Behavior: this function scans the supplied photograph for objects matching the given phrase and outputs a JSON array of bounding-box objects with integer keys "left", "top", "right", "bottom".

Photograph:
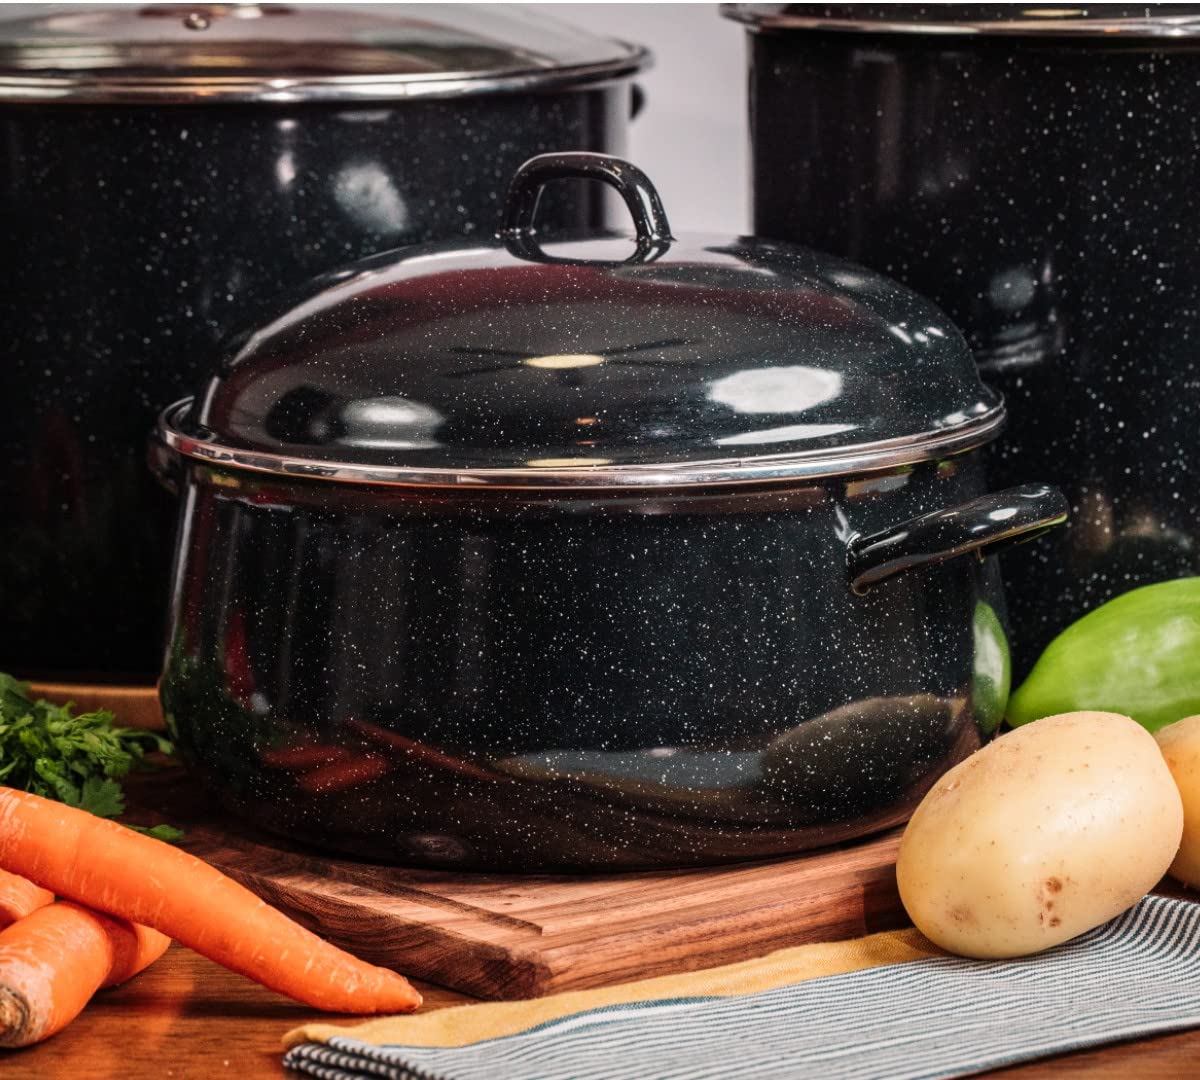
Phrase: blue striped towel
[{"left": 284, "top": 894, "right": 1200, "bottom": 1080}]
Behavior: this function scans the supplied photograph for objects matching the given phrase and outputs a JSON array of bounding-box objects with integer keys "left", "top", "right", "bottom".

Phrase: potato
[
  {"left": 897, "top": 711, "right": 1182, "bottom": 958},
  {"left": 1154, "top": 714, "right": 1200, "bottom": 887}
]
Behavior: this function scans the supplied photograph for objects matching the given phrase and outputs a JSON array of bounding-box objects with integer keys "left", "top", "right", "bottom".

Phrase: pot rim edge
[{"left": 155, "top": 397, "right": 1008, "bottom": 492}]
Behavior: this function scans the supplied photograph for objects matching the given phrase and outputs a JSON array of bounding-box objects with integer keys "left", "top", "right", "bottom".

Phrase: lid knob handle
[{"left": 501, "top": 152, "right": 673, "bottom": 256}]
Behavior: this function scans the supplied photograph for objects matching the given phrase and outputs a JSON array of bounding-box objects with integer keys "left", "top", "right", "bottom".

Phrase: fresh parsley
[{"left": 0, "top": 673, "right": 184, "bottom": 842}]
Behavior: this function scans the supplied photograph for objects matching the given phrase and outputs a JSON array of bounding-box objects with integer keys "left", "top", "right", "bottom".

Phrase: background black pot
[
  {"left": 0, "top": 4, "right": 648, "bottom": 682},
  {"left": 726, "top": 4, "right": 1200, "bottom": 672},
  {"left": 154, "top": 153, "right": 1066, "bottom": 870}
]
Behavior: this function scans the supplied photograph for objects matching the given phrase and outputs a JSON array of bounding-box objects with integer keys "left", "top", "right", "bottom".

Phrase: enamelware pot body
[
  {"left": 155, "top": 150, "right": 1066, "bottom": 869},
  {"left": 159, "top": 451, "right": 1045, "bottom": 870},
  {"left": 731, "top": 6, "right": 1200, "bottom": 672},
  {"left": 0, "top": 7, "right": 644, "bottom": 681}
]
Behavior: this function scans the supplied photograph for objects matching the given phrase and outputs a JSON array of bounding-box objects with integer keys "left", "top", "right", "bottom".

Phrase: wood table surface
[{"left": 5, "top": 943, "right": 1199, "bottom": 1079}]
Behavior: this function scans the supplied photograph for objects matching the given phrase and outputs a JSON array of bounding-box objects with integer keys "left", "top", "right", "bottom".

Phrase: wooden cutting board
[
  {"left": 28, "top": 680, "right": 164, "bottom": 730},
  {"left": 122, "top": 769, "right": 905, "bottom": 1001},
  {"left": 36, "top": 682, "right": 909, "bottom": 1001}
]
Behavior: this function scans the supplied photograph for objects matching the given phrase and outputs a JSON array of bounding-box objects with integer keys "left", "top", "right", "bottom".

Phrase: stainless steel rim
[
  {"left": 157, "top": 398, "right": 1007, "bottom": 491},
  {"left": 0, "top": 50, "right": 650, "bottom": 105},
  {"left": 722, "top": 7, "right": 1200, "bottom": 39}
]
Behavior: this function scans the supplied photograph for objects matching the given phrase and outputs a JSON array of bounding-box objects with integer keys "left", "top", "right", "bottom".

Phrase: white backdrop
[{"left": 542, "top": 3, "right": 749, "bottom": 234}]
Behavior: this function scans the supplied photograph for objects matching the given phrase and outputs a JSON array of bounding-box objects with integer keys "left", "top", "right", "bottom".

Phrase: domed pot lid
[
  {"left": 0, "top": 4, "right": 648, "bottom": 103},
  {"left": 160, "top": 152, "right": 1004, "bottom": 490}
]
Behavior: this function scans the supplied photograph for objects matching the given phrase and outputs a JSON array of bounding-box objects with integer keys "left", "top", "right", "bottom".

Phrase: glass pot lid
[
  {"left": 161, "top": 152, "right": 1004, "bottom": 490},
  {"left": 0, "top": 3, "right": 648, "bottom": 103}
]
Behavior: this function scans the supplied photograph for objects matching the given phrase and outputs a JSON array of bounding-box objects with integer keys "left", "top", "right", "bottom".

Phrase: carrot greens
[{"left": 0, "top": 673, "right": 182, "bottom": 841}]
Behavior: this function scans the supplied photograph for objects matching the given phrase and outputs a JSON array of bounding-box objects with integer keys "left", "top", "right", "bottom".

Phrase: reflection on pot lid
[
  {"left": 163, "top": 153, "right": 1003, "bottom": 491},
  {"left": 722, "top": 4, "right": 1200, "bottom": 38},
  {"left": 0, "top": 4, "right": 649, "bottom": 104}
]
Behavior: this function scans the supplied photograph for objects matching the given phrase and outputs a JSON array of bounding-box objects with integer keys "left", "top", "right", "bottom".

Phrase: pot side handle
[
  {"left": 631, "top": 83, "right": 647, "bottom": 120},
  {"left": 146, "top": 431, "right": 180, "bottom": 496},
  {"left": 847, "top": 483, "right": 1069, "bottom": 595}
]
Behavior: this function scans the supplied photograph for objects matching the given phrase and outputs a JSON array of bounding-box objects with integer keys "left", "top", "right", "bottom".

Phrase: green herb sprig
[{"left": 0, "top": 673, "right": 183, "bottom": 841}]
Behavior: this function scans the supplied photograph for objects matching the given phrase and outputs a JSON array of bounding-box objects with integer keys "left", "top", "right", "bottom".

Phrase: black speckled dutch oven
[
  {"left": 0, "top": 3, "right": 647, "bottom": 682},
  {"left": 724, "top": 3, "right": 1200, "bottom": 673},
  {"left": 152, "top": 152, "right": 1067, "bottom": 870}
]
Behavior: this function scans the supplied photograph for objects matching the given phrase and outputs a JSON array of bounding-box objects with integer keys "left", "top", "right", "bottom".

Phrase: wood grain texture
[
  {"left": 24, "top": 683, "right": 908, "bottom": 999},
  {"left": 123, "top": 767, "right": 907, "bottom": 1000},
  {"left": 2, "top": 944, "right": 468, "bottom": 1080},
  {"left": 26, "top": 682, "right": 163, "bottom": 730},
  {"left": 6, "top": 944, "right": 1200, "bottom": 1079}
]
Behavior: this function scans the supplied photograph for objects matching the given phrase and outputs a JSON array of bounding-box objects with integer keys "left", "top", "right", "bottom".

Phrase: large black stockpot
[
  {"left": 0, "top": 4, "right": 646, "bottom": 681},
  {"left": 726, "top": 4, "right": 1200, "bottom": 672},
  {"left": 154, "top": 153, "right": 1066, "bottom": 870}
]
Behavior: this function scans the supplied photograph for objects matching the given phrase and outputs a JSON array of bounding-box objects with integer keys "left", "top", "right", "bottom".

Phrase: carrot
[
  {"left": 0, "top": 869, "right": 52, "bottom": 928},
  {"left": 294, "top": 752, "right": 394, "bottom": 795},
  {"left": 0, "top": 787, "right": 421, "bottom": 1014},
  {"left": 344, "top": 718, "right": 496, "bottom": 781},
  {"left": 0, "top": 901, "right": 169, "bottom": 1047},
  {"left": 259, "top": 742, "right": 354, "bottom": 770}
]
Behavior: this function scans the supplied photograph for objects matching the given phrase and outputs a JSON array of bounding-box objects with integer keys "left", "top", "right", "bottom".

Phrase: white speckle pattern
[
  {"left": 150, "top": 168, "right": 1064, "bottom": 870},
  {"left": 741, "top": 9, "right": 1200, "bottom": 671},
  {"left": 160, "top": 454, "right": 1005, "bottom": 870},
  {"left": 2, "top": 70, "right": 639, "bottom": 677}
]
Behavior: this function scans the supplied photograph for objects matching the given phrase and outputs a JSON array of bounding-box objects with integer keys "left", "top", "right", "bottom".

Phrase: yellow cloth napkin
[{"left": 283, "top": 925, "right": 942, "bottom": 1051}]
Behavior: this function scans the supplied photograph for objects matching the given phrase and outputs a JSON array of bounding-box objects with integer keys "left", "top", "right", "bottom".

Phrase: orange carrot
[
  {"left": 0, "top": 901, "right": 169, "bottom": 1047},
  {"left": 0, "top": 787, "right": 421, "bottom": 1014},
  {"left": 295, "top": 752, "right": 394, "bottom": 795},
  {"left": 0, "top": 868, "right": 53, "bottom": 929},
  {"left": 345, "top": 718, "right": 496, "bottom": 781},
  {"left": 260, "top": 742, "right": 354, "bottom": 770}
]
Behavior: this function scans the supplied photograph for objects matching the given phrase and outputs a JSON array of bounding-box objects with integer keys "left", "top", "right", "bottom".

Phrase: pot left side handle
[
  {"left": 147, "top": 432, "right": 180, "bottom": 495},
  {"left": 847, "top": 483, "right": 1069, "bottom": 595}
]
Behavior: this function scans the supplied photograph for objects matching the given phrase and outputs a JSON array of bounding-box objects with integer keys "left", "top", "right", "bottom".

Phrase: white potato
[
  {"left": 897, "top": 711, "right": 1182, "bottom": 958},
  {"left": 1154, "top": 714, "right": 1200, "bottom": 888}
]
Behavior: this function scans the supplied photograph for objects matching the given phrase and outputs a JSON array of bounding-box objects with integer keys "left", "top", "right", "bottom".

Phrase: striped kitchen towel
[{"left": 283, "top": 894, "right": 1200, "bottom": 1080}]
